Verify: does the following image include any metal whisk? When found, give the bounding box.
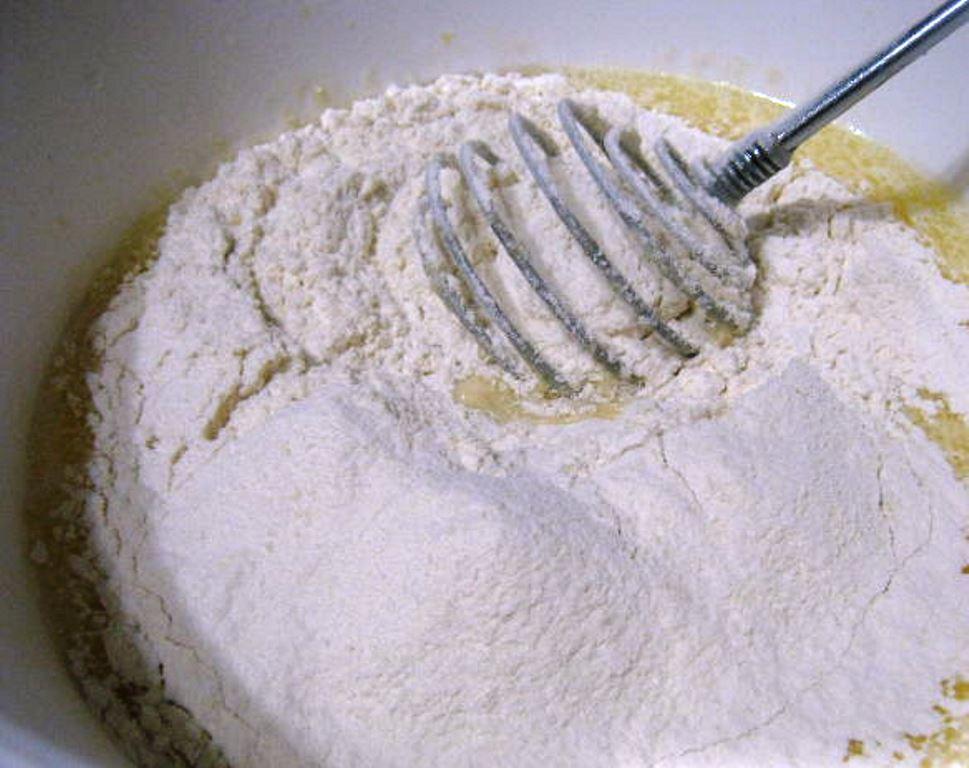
[415,0,968,392]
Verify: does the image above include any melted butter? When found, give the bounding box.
[905,389,969,480]
[22,205,232,761]
[944,677,969,703]
[842,738,865,761]
[27,206,168,625]
[454,375,623,425]
[897,678,969,767]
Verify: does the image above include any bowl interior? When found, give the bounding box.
[1,1,966,764]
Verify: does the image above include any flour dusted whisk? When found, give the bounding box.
[415,0,968,392]
[415,104,751,392]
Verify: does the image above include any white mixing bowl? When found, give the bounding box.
[2,2,966,765]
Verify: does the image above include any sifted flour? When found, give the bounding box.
[33,73,969,767]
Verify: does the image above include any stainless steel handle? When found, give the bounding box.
[707,0,969,205]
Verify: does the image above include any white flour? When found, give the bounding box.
[51,73,969,766]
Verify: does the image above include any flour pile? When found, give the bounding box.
[52,74,969,766]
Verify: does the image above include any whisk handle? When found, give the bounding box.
[707,0,969,205]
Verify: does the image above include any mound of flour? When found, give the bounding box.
[64,73,968,766]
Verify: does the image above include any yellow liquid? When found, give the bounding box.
[453,375,625,425]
